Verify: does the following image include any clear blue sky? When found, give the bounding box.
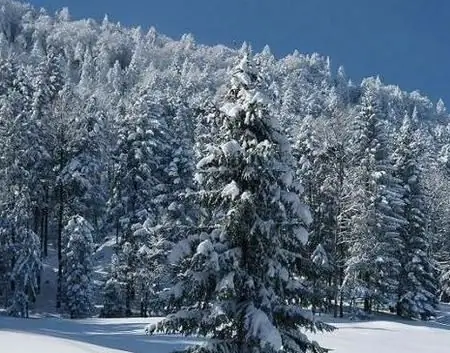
[28,0,449,105]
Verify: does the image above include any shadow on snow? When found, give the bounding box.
[0,316,200,353]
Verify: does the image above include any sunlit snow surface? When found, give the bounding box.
[311,304,450,353]
[1,305,450,352]
[0,316,197,353]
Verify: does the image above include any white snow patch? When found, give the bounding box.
[168,238,192,264]
[280,171,293,187]
[293,227,309,245]
[245,306,283,351]
[249,90,268,105]
[216,272,235,293]
[241,191,252,201]
[196,239,214,256]
[220,102,242,118]
[196,153,215,169]
[234,71,251,87]
[168,201,178,211]
[221,180,240,200]
[221,140,242,157]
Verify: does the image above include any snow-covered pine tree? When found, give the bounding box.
[393,110,439,319]
[137,102,199,316]
[101,253,126,318]
[147,53,332,353]
[0,216,11,306]
[292,94,353,318]
[53,84,78,309]
[8,228,41,318]
[343,82,405,313]
[30,50,66,306]
[7,190,41,318]
[106,89,169,316]
[441,268,450,301]
[0,68,43,313]
[292,116,329,310]
[61,215,94,319]
[425,123,450,301]
[61,95,107,233]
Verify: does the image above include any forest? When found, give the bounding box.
[0,0,449,352]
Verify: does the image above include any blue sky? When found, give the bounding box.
[28,0,449,105]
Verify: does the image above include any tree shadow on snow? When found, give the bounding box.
[0,317,200,353]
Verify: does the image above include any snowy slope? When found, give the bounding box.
[1,307,450,353]
[33,247,59,315]
[33,240,116,316]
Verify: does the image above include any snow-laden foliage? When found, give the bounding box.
[343,83,407,313]
[101,254,127,318]
[8,221,41,318]
[392,111,439,318]
[147,54,333,353]
[61,215,94,318]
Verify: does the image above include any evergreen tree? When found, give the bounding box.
[61,215,94,319]
[61,95,107,232]
[344,85,405,313]
[393,111,439,319]
[7,191,41,318]
[293,116,336,313]
[8,227,41,318]
[1,187,41,317]
[101,254,126,317]
[106,89,169,315]
[148,54,332,353]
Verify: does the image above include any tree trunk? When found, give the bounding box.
[56,134,65,309]
[364,298,370,313]
[125,281,133,317]
[40,211,45,253]
[56,181,64,309]
[43,185,49,257]
[33,206,40,239]
[333,280,338,318]
[333,268,339,318]
[55,118,67,310]
[10,226,16,294]
[339,268,344,318]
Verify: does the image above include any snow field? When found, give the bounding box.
[1,308,450,353]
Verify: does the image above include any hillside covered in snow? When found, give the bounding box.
[1,0,450,352]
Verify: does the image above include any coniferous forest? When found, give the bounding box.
[0,1,450,352]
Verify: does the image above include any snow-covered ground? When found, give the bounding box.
[1,306,450,353]
[32,240,115,316]
[0,316,197,353]
[33,247,59,315]
[10,246,449,352]
[312,304,450,353]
